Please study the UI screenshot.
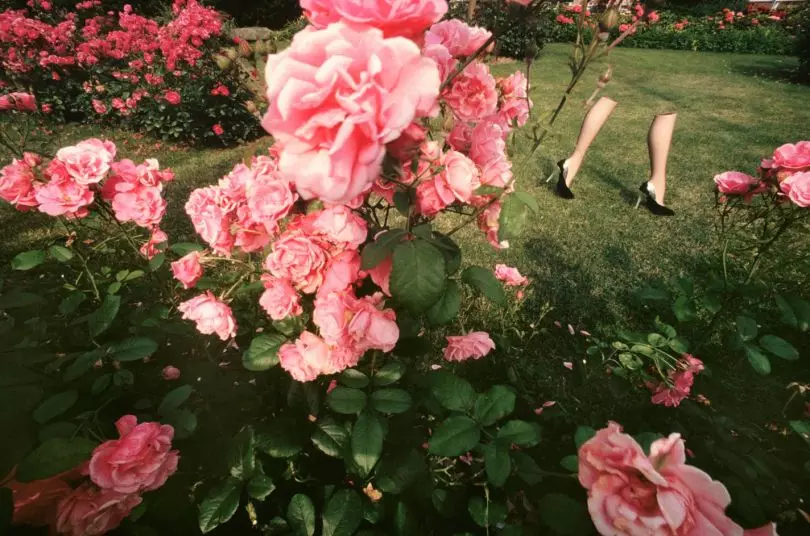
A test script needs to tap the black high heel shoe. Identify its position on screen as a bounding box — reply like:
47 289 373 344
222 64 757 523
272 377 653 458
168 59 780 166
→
548 159 574 200
636 182 675 216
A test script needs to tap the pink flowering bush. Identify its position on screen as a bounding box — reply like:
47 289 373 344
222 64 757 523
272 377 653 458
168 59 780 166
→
0 0 259 144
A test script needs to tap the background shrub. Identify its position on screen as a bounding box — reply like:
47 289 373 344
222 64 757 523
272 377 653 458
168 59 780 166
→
794 3 810 81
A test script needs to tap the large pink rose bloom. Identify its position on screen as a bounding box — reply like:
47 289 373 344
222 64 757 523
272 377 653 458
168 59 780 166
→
185 186 235 255
35 180 94 218
264 233 329 294
496 70 532 128
771 141 810 172
443 331 495 362
313 205 368 249
494 264 528 286
278 331 338 382
301 0 448 39
55 484 141 536
178 291 237 340
89 415 179 494
245 174 297 225
714 171 760 195
579 422 777 536
444 61 498 123
261 23 440 204
0 158 38 209
780 171 810 208
0 92 37 112
171 251 204 289
348 292 400 353
259 276 303 321
425 19 492 57
438 149 480 203
54 139 116 185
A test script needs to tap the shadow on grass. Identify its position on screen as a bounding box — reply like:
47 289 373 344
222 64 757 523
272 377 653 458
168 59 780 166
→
728 56 804 85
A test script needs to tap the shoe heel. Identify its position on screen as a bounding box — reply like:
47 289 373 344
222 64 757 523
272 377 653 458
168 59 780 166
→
545 169 556 183
635 195 642 209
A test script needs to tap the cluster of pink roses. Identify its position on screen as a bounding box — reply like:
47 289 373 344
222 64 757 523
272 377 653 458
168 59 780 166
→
714 141 810 208
0 91 37 112
173 0 544 378
645 353 704 407
2 416 178 536
0 138 173 250
578 422 776 536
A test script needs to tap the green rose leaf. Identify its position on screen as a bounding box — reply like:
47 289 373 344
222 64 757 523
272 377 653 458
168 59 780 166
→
390 239 446 313
109 336 158 362
672 295 696 322
370 388 413 414
351 410 385 477
16 437 97 482
287 493 315 536
736 315 758 342
11 250 46 271
227 426 256 480
426 280 461 326
428 416 481 457
339 369 370 389
744 344 771 375
311 417 349 458
256 423 304 458
483 442 512 487
560 455 579 473
247 473 275 501
373 362 407 387
473 386 516 426
242 333 285 371
429 370 476 412
498 193 531 242
759 335 799 361
169 242 205 255
468 496 507 528
574 425 596 448
430 232 462 275
158 385 193 416
198 477 243 534
322 489 363 536
59 291 87 316
327 387 367 414
496 420 541 447
33 390 78 424
461 266 506 306
48 245 74 262
88 295 120 338
361 229 407 270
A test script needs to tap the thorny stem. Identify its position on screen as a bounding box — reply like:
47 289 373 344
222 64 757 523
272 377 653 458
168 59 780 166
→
73 247 101 302
220 272 251 301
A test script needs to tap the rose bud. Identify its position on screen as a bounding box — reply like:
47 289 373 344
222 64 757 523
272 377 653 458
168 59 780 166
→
238 40 253 58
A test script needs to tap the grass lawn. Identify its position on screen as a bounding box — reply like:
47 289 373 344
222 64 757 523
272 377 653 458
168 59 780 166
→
2 44 809 533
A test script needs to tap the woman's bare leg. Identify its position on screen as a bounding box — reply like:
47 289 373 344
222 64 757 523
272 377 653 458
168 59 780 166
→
563 96 617 186
646 112 677 204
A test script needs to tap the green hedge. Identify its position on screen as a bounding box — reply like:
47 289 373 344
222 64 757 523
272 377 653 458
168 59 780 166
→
795 4 810 80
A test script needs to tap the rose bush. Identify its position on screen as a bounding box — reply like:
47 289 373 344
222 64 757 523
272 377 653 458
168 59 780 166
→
0 0 260 144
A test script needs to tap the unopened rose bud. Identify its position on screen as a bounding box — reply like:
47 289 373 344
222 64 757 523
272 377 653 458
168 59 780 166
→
599 7 619 31
238 40 253 58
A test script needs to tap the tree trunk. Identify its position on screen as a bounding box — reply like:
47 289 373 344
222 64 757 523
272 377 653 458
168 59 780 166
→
467 0 478 22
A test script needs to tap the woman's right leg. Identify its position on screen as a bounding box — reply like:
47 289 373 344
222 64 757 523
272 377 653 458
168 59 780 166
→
563 96 618 186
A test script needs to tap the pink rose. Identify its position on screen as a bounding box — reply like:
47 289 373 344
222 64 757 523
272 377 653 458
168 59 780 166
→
469 122 512 188
109 185 166 228
261 23 440 204
437 150 480 203
245 174 297 226
347 292 399 353
313 205 368 249
163 90 181 105
416 178 451 216
178 291 237 340
494 264 528 286
0 92 37 112
443 331 495 362
477 201 508 249
1 466 81 527
444 61 498 122
771 141 810 172
0 158 38 209
212 124 224 136
278 331 337 382
713 171 760 195
91 99 107 114
447 122 473 152
55 484 141 536
185 186 235 255
387 122 428 161
54 139 116 185
425 19 492 57
171 251 204 289
318 250 362 298
496 71 532 128
647 354 704 407
161 365 181 380
140 228 167 260
35 180 94 218
579 422 776 536
314 290 357 348
89 415 179 494
264 233 329 294
301 0 448 39
259 276 303 321
780 171 810 207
